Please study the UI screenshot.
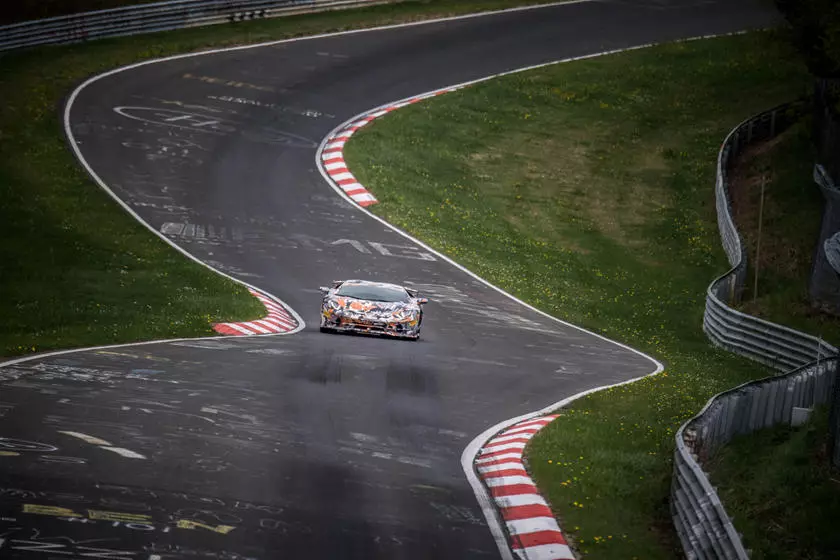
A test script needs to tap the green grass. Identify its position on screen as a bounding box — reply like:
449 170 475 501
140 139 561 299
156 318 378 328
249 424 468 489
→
0 0 563 358
730 122 840 343
708 406 840 560
343 31 819 558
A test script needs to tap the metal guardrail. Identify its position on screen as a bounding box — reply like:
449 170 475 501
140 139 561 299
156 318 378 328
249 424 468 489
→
703 103 837 370
672 357 838 559
6 5 836 551
0 0 391 52
672 104 840 559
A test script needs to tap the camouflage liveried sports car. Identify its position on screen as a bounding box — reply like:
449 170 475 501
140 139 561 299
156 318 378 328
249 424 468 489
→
319 280 428 340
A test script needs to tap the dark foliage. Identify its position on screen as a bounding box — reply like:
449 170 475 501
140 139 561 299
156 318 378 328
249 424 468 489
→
776 0 840 77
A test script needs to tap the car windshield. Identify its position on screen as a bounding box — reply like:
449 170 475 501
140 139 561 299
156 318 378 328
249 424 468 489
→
336 283 409 302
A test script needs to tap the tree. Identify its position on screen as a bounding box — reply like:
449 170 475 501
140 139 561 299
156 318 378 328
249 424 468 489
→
776 0 840 77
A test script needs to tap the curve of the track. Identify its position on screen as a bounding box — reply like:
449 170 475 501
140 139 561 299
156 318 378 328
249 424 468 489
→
1 1 777 559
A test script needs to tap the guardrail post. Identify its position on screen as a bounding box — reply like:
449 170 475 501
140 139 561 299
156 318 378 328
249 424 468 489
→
0 1 393 51
679 102 839 559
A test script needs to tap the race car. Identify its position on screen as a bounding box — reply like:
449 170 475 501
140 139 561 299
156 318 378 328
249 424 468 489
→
319 279 428 340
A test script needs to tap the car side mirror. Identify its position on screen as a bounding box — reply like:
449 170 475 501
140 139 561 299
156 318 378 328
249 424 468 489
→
416 298 428 305
319 286 330 294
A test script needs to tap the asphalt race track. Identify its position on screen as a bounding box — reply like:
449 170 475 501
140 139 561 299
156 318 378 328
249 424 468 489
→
1 1 778 558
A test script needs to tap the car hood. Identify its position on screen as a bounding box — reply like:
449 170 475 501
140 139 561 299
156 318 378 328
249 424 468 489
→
329 297 418 318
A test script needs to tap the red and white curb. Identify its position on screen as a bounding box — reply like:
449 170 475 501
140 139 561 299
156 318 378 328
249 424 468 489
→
476 414 575 560
320 87 463 207
213 289 299 336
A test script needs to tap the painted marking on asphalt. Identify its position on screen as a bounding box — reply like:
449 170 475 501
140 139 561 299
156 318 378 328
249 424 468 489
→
316 52 349 59
182 73 276 92
103 447 146 459
58 431 146 460
114 106 317 148
332 238 371 253
58 431 112 446
0 438 57 453
206 94 330 118
350 432 378 443
56 12 670 560
396 456 432 468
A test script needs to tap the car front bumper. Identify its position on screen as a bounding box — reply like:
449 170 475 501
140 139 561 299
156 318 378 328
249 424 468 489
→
321 313 420 339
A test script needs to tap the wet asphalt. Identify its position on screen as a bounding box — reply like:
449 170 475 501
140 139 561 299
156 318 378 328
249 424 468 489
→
0 1 778 558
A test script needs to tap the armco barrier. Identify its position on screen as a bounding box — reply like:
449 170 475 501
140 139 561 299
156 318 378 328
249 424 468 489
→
672 104 839 559
702 103 837 370
0 0 392 52
672 358 838 559
6 8 836 550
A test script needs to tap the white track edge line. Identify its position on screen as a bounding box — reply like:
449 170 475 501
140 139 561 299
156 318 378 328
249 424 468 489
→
314 28 760 560
0 327 296 371
64 90 304 332
8 12 752 559
10 1 602 371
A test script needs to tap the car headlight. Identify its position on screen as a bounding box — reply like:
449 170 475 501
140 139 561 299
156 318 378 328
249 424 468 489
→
400 310 420 324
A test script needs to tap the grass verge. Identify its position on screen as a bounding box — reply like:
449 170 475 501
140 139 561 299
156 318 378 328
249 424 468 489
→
0 0 562 357
708 406 840 560
729 122 840 343
343 31 819 558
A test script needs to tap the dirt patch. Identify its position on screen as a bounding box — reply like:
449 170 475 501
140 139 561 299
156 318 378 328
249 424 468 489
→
468 133 668 250
727 128 813 280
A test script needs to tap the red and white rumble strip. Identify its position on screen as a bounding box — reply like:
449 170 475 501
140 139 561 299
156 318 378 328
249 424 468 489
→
213 289 299 336
320 87 462 207
475 414 575 560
